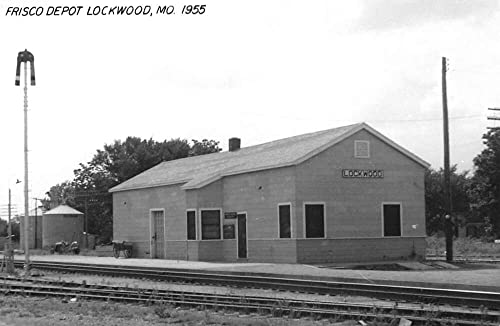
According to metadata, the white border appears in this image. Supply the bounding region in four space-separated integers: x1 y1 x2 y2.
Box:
354 140 370 158
277 202 293 239
302 202 327 239
149 208 165 259
236 211 248 259
381 202 403 237
199 208 222 240
186 209 197 241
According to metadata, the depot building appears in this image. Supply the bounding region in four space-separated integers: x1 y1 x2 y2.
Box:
110 123 429 263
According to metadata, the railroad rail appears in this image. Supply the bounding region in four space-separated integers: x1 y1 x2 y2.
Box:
1 276 499 325
11 260 500 311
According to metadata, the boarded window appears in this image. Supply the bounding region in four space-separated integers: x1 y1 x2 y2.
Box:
383 204 401 237
223 224 235 239
305 204 324 238
354 140 370 158
278 204 291 238
187 211 196 240
201 210 221 240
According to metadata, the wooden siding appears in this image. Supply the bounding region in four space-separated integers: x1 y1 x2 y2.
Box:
295 129 426 240
222 167 296 240
247 239 297 263
296 237 426 263
113 128 427 263
19 215 43 249
113 184 187 258
198 240 225 261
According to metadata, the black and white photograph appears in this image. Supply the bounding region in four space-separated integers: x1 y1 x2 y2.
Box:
1 1 499 325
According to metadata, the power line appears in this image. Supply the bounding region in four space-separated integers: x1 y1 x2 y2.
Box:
366 115 483 123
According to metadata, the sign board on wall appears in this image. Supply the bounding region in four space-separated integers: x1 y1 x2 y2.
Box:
224 212 237 219
342 169 384 178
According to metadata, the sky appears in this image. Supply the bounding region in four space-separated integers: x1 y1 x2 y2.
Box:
1 0 500 218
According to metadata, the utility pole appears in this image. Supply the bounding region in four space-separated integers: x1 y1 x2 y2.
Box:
16 49 36 275
442 57 453 262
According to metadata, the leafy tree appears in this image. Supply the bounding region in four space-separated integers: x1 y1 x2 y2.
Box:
472 129 500 236
189 139 222 156
44 137 221 242
42 181 76 210
424 166 472 235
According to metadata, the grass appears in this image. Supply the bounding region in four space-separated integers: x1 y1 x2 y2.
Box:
0 295 389 326
426 235 500 258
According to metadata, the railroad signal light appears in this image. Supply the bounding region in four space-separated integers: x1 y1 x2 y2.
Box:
15 49 35 86
15 49 36 275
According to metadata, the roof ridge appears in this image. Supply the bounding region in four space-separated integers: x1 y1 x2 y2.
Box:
233 122 363 152
144 123 362 168
110 122 427 193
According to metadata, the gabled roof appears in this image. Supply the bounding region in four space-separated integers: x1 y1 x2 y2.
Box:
109 123 430 193
44 205 83 215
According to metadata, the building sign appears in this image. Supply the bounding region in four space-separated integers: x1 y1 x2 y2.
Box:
224 212 237 219
342 169 384 179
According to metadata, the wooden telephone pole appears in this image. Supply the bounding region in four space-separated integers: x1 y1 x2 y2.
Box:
442 57 453 262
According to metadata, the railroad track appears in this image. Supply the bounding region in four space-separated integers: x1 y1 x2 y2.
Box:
1 276 499 325
12 260 500 311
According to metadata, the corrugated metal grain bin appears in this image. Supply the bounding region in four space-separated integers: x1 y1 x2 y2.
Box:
42 205 84 248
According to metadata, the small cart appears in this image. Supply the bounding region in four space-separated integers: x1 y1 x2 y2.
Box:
112 240 133 258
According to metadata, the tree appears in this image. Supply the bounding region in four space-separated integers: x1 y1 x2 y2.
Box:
44 137 222 243
424 166 472 235
42 181 76 210
189 139 222 156
472 129 500 237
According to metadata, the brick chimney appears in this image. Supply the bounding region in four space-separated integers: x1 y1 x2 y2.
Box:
229 138 241 152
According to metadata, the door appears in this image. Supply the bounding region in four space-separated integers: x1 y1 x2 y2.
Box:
151 210 165 258
237 213 247 259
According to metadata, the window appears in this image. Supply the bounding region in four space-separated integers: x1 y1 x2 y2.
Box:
383 204 401 237
201 210 221 240
278 204 291 238
354 140 370 158
305 204 325 238
187 210 196 240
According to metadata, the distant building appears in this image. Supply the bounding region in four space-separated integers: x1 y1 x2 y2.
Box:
41 205 84 248
20 205 84 250
19 206 44 249
111 123 430 263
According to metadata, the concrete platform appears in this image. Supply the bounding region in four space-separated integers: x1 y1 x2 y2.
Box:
13 254 500 292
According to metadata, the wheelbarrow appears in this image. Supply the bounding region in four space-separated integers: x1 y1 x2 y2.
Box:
112 240 133 258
